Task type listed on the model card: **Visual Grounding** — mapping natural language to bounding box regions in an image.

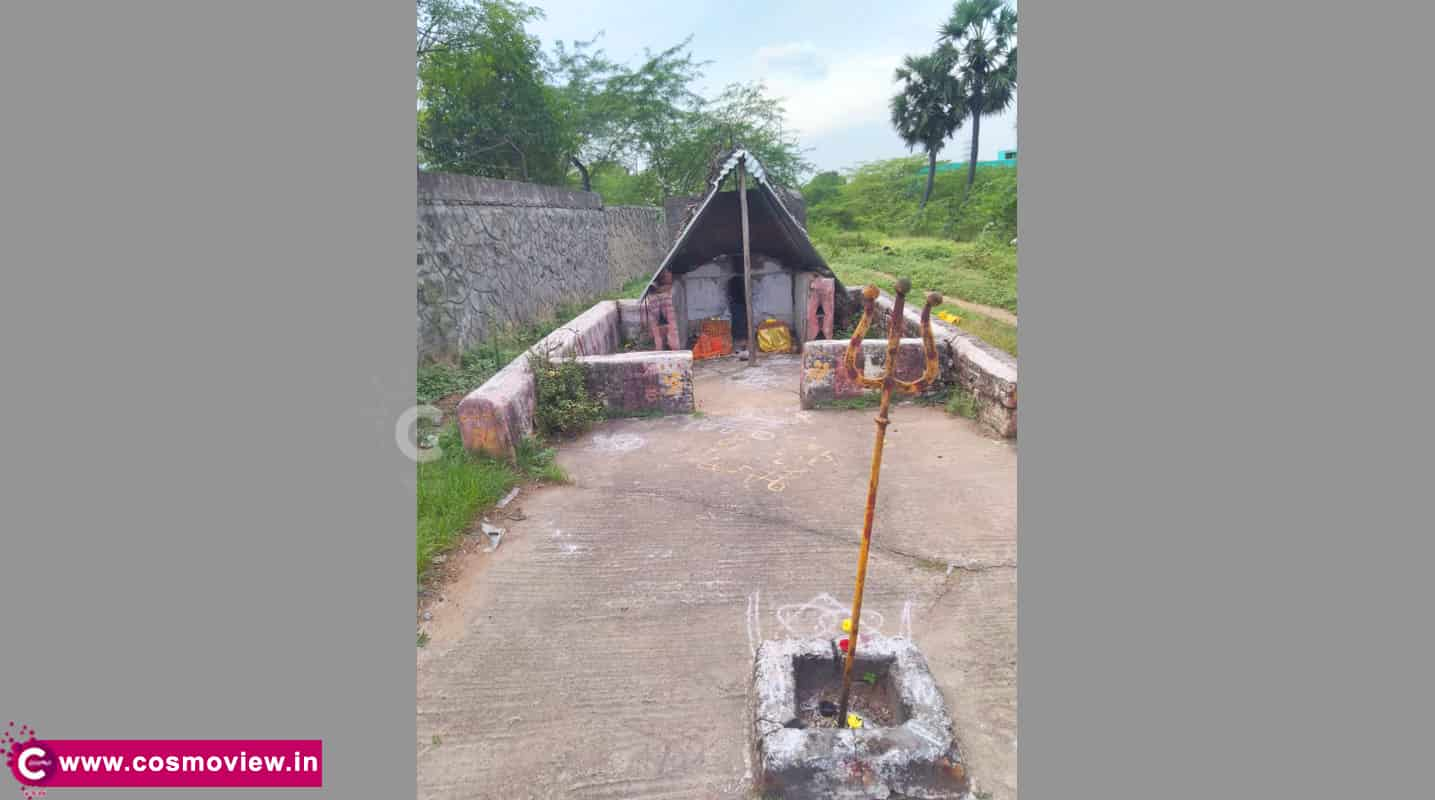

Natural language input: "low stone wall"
[579,352,694,415]
[820,289,1018,438]
[799,339,943,408]
[456,301,623,459]
[615,298,646,346]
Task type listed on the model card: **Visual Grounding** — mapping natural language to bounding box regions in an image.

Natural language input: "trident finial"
[835,279,942,727]
[842,282,941,393]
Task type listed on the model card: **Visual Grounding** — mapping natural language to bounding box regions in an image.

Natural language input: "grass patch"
[612,273,652,298]
[945,386,978,419]
[515,437,567,484]
[416,425,565,581]
[815,230,1017,357]
[818,394,882,410]
[607,407,666,420]
[417,278,642,585]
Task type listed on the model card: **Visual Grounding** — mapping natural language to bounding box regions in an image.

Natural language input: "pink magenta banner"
[6,739,322,789]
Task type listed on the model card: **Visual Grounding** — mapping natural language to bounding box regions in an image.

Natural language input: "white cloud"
[753,42,828,80]
[751,43,904,140]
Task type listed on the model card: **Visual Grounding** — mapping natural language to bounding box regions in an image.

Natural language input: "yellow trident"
[836,279,942,726]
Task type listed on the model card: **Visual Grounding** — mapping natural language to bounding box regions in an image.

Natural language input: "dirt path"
[947,297,1017,326]
[417,355,1017,799]
[868,268,1017,326]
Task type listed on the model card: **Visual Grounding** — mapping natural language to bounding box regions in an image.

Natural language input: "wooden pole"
[738,155,757,366]
[834,281,942,728]
[835,283,905,725]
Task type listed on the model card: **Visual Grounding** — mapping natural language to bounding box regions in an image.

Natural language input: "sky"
[526,0,1017,177]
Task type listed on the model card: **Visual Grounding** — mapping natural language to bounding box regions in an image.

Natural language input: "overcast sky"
[527,0,1017,177]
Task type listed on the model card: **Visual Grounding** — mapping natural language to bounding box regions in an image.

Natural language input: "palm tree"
[891,50,965,210]
[941,0,1017,197]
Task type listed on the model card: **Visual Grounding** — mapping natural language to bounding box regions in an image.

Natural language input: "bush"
[417,343,513,404]
[945,386,978,419]
[804,155,1016,242]
[528,350,605,438]
[906,240,958,261]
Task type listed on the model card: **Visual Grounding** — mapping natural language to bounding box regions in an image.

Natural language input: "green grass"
[417,278,645,582]
[814,230,1018,357]
[612,273,652,298]
[819,395,883,410]
[606,407,666,420]
[945,386,978,419]
[416,425,566,581]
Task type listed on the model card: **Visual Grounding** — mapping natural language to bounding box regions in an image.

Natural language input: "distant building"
[917,149,1016,175]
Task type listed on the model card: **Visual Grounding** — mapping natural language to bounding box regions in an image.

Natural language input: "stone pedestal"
[753,636,970,799]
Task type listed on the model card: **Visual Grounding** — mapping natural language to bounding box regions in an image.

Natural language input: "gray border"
[0,2,415,798]
[1023,2,1432,797]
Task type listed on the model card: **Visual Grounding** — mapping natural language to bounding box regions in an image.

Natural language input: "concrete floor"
[417,354,1017,799]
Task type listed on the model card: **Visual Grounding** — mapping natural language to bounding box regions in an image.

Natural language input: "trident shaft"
[836,279,941,726]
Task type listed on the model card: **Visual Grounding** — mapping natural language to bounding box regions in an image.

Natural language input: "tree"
[802,171,847,207]
[940,0,1017,196]
[416,0,572,182]
[649,82,813,199]
[890,50,965,209]
[548,36,704,192]
[417,0,485,59]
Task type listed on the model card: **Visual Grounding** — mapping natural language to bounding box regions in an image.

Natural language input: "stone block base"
[753,636,969,799]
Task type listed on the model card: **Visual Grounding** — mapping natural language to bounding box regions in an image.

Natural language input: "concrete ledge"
[456,301,622,459]
[578,351,694,415]
[847,288,1018,438]
[753,636,969,799]
[615,298,645,345]
[799,339,942,409]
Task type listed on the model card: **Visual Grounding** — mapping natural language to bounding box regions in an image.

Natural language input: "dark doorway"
[725,275,748,343]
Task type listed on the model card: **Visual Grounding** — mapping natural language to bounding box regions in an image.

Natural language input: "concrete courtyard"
[417,354,1017,799]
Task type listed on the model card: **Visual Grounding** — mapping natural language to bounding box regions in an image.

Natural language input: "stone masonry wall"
[604,206,667,290]
[417,172,669,362]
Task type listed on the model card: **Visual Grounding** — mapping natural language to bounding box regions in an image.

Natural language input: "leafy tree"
[548,36,704,192]
[802,171,847,207]
[417,0,487,59]
[890,50,965,209]
[416,0,572,182]
[416,4,810,201]
[585,161,662,205]
[649,82,812,199]
[940,0,1017,196]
